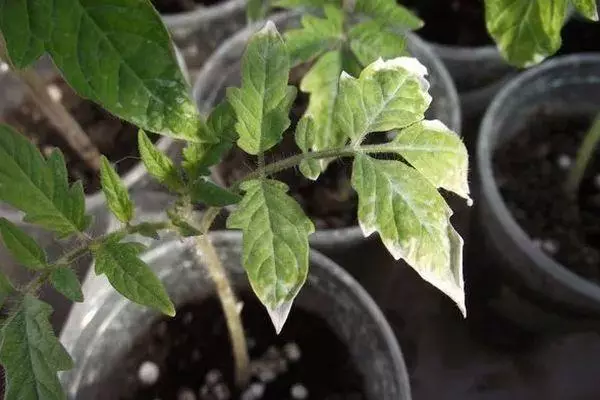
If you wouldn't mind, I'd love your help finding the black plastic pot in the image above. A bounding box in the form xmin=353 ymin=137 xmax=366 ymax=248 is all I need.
xmin=473 ymin=55 xmax=600 ymax=333
xmin=59 ymin=232 xmax=412 ymax=399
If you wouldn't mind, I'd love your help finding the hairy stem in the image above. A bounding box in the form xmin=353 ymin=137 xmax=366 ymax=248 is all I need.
xmin=195 ymin=234 xmax=250 ymax=387
xmin=566 ymin=114 xmax=600 ymax=196
xmin=0 ymin=38 xmax=102 ymax=172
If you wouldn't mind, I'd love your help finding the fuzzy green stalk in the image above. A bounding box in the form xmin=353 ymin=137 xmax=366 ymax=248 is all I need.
xmin=566 ymin=114 xmax=600 ymax=196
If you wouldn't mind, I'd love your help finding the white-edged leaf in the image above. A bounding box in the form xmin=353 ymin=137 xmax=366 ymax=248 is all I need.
xmin=227 ymin=22 xmax=295 ymax=155
xmin=387 ymin=120 xmax=471 ymax=201
xmin=296 ymin=50 xmax=345 ymax=179
xmin=0 ymin=218 xmax=47 ymax=269
xmin=92 ymin=240 xmax=175 ymax=316
xmin=227 ymin=179 xmax=315 ymax=333
xmin=351 ymin=154 xmax=465 ymax=314
xmin=485 ymin=0 xmax=568 ymax=67
xmin=0 ymin=125 xmax=89 ymax=237
xmin=138 ymin=130 xmax=183 ymax=192
xmin=334 ymin=57 xmax=431 ymax=145
xmin=50 ymin=267 xmax=83 ymax=302
xmin=0 ymin=296 xmax=73 ymax=400
xmin=100 ymin=156 xmax=134 ymax=224
xmin=283 ymin=5 xmax=345 ymax=65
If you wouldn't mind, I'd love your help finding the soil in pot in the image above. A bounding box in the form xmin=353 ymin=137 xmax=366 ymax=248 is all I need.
xmin=151 ymin=0 xmax=221 ymax=15
xmin=493 ymin=107 xmax=600 ymax=282
xmin=0 ymin=77 xmax=158 ymax=195
xmin=399 ymin=0 xmax=493 ymax=47
xmin=113 ymin=294 xmax=366 ymax=400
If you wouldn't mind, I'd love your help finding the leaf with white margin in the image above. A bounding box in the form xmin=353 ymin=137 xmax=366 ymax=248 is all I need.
xmin=296 ymin=50 xmax=345 ymax=179
xmin=351 ymin=154 xmax=465 ymax=314
xmin=227 ymin=21 xmax=295 ymax=155
xmin=485 ymin=0 xmax=568 ymax=68
xmin=227 ymin=179 xmax=315 ymax=333
xmin=572 ymin=0 xmax=599 ymax=20
xmin=387 ymin=120 xmax=471 ymax=202
xmin=334 ymin=57 xmax=431 ymax=146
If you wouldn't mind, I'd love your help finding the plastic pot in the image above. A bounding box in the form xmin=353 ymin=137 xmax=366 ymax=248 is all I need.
xmin=0 ymin=50 xmax=188 ymax=330
xmin=192 ymin=11 xmax=461 ymax=259
xmin=59 ymin=231 xmax=412 ymax=399
xmin=473 ymin=54 xmax=600 ymax=332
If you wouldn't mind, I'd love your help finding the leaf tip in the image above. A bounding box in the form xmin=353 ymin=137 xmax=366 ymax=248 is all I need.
xmin=266 ymin=300 xmax=293 ymax=334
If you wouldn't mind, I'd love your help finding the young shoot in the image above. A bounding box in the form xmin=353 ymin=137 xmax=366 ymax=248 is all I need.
xmin=0 ymin=0 xmax=470 ymax=398
xmin=565 ymin=113 xmax=600 ymax=196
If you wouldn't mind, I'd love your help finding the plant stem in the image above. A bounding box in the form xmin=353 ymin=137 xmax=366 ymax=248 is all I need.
xmin=0 ymin=38 xmax=102 ymax=172
xmin=195 ymin=234 xmax=250 ymax=387
xmin=566 ymin=114 xmax=600 ymax=196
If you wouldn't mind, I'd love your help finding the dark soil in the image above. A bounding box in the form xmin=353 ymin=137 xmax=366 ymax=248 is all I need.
xmin=493 ymin=108 xmax=600 ymax=282
xmin=151 ymin=0 xmax=221 ymax=15
xmin=116 ymin=295 xmax=365 ymax=400
xmin=559 ymin=18 xmax=600 ymax=55
xmin=400 ymin=0 xmax=493 ymax=47
xmin=1 ymin=78 xmax=156 ymax=195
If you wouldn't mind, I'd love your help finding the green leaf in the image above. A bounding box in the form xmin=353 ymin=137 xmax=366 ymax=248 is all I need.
xmin=572 ymin=0 xmax=599 ymax=20
xmin=274 ymin=0 xmax=337 ymax=8
xmin=0 ymin=272 xmax=14 ymax=308
xmin=44 ymin=0 xmax=203 ymax=141
xmin=50 ymin=267 xmax=83 ymax=302
xmin=283 ymin=5 xmax=345 ymax=65
xmin=138 ymin=130 xmax=183 ymax=192
xmin=92 ymin=240 xmax=175 ymax=316
xmin=189 ymin=178 xmax=241 ymax=207
xmin=0 ymin=0 xmax=50 ymax=68
xmin=183 ymin=100 xmax=238 ymax=180
xmin=296 ymin=51 xmax=345 ymax=179
xmin=247 ymin=0 xmax=269 ymax=22
xmin=355 ymin=0 xmax=423 ymax=31
xmin=334 ymin=57 xmax=431 ymax=146
xmin=485 ymin=0 xmax=568 ymax=67
xmin=227 ymin=179 xmax=315 ymax=333
xmin=351 ymin=154 xmax=464 ymax=313
xmin=0 ymin=218 xmax=47 ymax=269
xmin=227 ymin=22 xmax=295 ymax=155
xmin=100 ymin=156 xmax=134 ymax=224
xmin=386 ymin=120 xmax=471 ymax=201
xmin=348 ymin=20 xmax=407 ymax=66
xmin=0 ymin=295 xmax=73 ymax=400
xmin=134 ymin=222 xmax=161 ymax=240
xmin=0 ymin=125 xmax=89 ymax=237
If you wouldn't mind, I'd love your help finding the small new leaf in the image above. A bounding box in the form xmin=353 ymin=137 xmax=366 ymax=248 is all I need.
xmin=227 ymin=179 xmax=315 ymax=333
xmin=0 ymin=125 xmax=89 ymax=237
xmin=189 ymin=178 xmax=242 ymax=207
xmin=387 ymin=120 xmax=471 ymax=201
xmin=138 ymin=130 xmax=183 ymax=192
xmin=334 ymin=57 xmax=431 ymax=145
xmin=352 ymin=154 xmax=465 ymax=314
xmin=355 ymin=0 xmax=423 ymax=31
xmin=283 ymin=5 xmax=345 ymax=65
xmin=93 ymin=240 xmax=175 ymax=316
xmin=349 ymin=21 xmax=408 ymax=66
xmin=100 ymin=156 xmax=134 ymax=224
xmin=0 ymin=218 xmax=47 ymax=270
xmin=485 ymin=0 xmax=568 ymax=67
xmin=0 ymin=296 xmax=73 ymax=400
xmin=228 ymin=22 xmax=294 ymax=155
xmin=296 ymin=51 xmax=345 ymax=179
xmin=50 ymin=267 xmax=83 ymax=302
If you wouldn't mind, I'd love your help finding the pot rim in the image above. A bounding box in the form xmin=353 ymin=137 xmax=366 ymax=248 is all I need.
xmin=430 ymin=42 xmax=501 ymax=62
xmin=60 ymin=230 xmax=411 ymax=399
xmin=161 ymin=0 xmax=247 ymax=29
xmin=477 ymin=53 xmax=600 ymax=303
xmin=192 ymin=11 xmax=461 ymax=246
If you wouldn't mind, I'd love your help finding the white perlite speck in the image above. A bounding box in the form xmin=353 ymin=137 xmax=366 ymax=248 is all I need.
xmin=557 ymin=154 xmax=572 ymax=169
xmin=205 ymin=369 xmax=222 ymax=385
xmin=283 ymin=342 xmax=301 ymax=362
xmin=177 ymin=388 xmax=196 ymax=400
xmin=138 ymin=361 xmax=159 ymax=385
xmin=0 ymin=62 xmax=8 ymax=73
xmin=46 ymin=84 xmax=63 ymax=102
xmin=542 ymin=239 xmax=559 ymax=255
xmin=290 ymin=383 xmax=308 ymax=399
